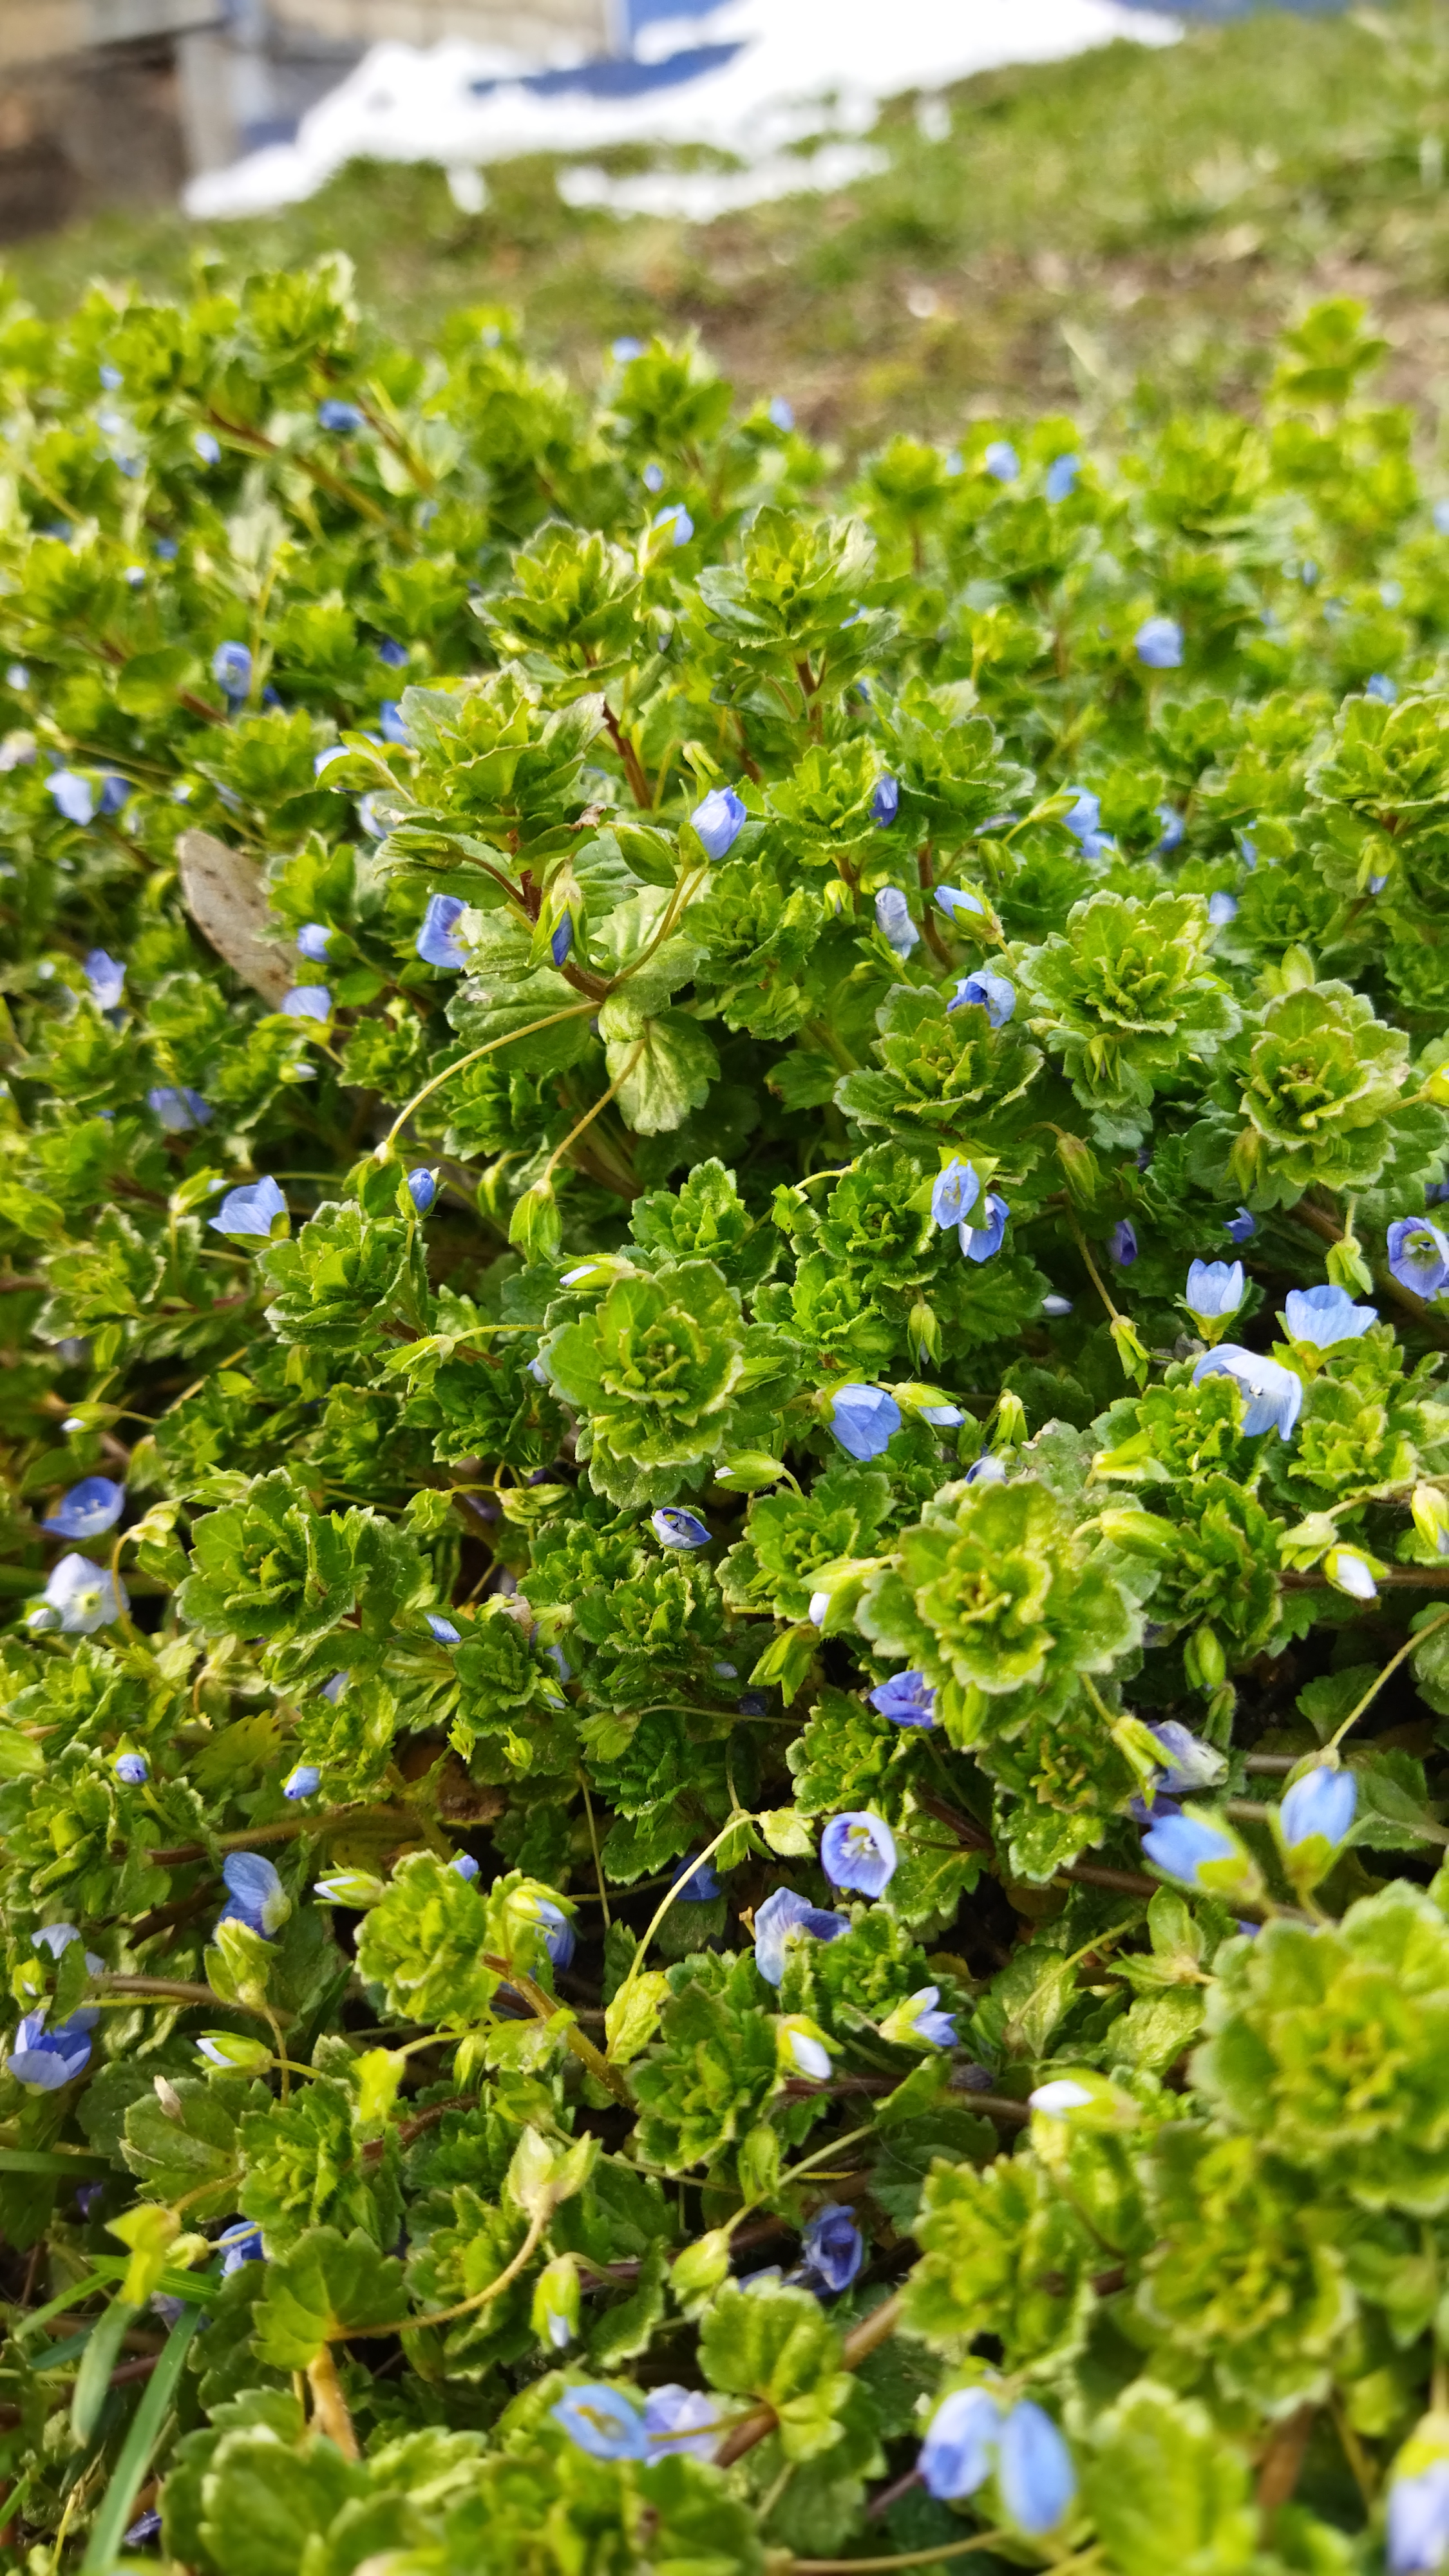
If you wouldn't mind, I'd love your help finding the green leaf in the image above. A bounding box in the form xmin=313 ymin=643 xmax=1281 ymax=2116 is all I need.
xmin=251 ymin=2226 xmax=408 ymax=2367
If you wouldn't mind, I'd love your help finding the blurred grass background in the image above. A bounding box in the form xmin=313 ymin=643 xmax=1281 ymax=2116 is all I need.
xmin=6 ymin=2 xmax=1449 ymax=449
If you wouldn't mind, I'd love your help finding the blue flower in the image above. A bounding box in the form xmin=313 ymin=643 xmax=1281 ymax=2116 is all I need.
xmin=1280 ymin=1765 xmax=1356 ymax=1848
xmin=48 ymin=769 xmax=95 ymax=826
xmin=753 ymin=1886 xmax=849 ymax=1986
xmin=1388 ymin=2461 xmax=1449 ymax=2571
xmin=416 ymin=893 xmax=468 ymax=970
xmin=1367 ymin=672 xmax=1398 ymax=703
xmin=1144 ymin=1719 xmax=1224 ymax=1795
xmin=999 ymin=2400 xmax=1076 ymax=2534
xmin=318 ymin=399 xmax=365 ymax=433
xmin=377 ymin=635 xmax=409 ymax=669
xmin=124 ymin=2510 xmax=162 ymax=2546
xmin=1043 ymin=1292 xmax=1074 ymax=1317
xmin=280 ymin=985 xmax=331 ymax=1020
xmin=406 ymin=1168 xmax=437 ymax=1214
xmin=1141 ymin=1811 xmax=1238 ymax=1885
xmin=1388 ymin=1217 xmax=1449 ymax=1299
xmin=1045 ymin=453 xmax=1080 ymax=501
xmin=874 ymin=887 xmax=919 ymax=954
xmin=376 ymin=701 xmax=410 ymax=749
xmin=873 ymin=774 xmax=900 ymax=826
xmin=673 ymin=1853 xmax=722 ymax=1900
xmin=920 ymin=2386 xmax=1001 ymax=2499
xmin=218 ymin=1852 xmax=290 ymax=1937
xmin=1191 ymin=1345 xmax=1302 ymax=1439
xmin=210 ymin=1177 xmax=287 ymax=1240
xmin=930 ymin=1158 xmax=980 ymax=1229
xmin=1185 ymin=1259 xmax=1244 ymax=1324
xmin=114 ymin=1751 xmax=148 ymax=1785
xmin=1062 ymin=786 xmax=1104 ymax=849
xmin=194 ymin=430 xmax=222 ymax=466
xmin=147 ymin=1085 xmax=211 ymax=1133
xmin=1156 ymin=804 xmax=1185 ymax=851
xmin=84 ymin=948 xmax=126 ymax=1009
xmin=691 ymin=786 xmax=746 ymax=860
xmin=612 ymin=336 xmax=645 ymax=361
xmin=881 ymin=1983 xmax=958 ymax=2047
xmin=1282 ymin=1284 xmax=1376 ymax=1347
xmin=783 ymin=2022 xmax=832 ymax=2081
xmin=553 ymin=2383 xmax=645 ymax=2459
xmin=652 ymin=1507 xmax=712 ymax=1549
xmin=1224 ymin=1206 xmax=1257 ymax=1244
xmin=965 ymin=1452 xmax=1007 ymax=1485
xmin=283 ymin=1765 xmax=321 ymax=1800
xmin=641 ymin=462 xmax=665 ymax=492
xmin=1208 ymin=890 xmax=1238 ymax=926
xmin=652 ymin=502 xmax=694 ymax=547
xmin=8 ymin=2007 xmax=94 ymax=2090
xmin=868 ymin=1669 xmax=937 ymax=1728
xmin=828 ymin=1384 xmax=902 ymax=1461
xmin=426 ymin=1612 xmax=462 ymax=1644
xmin=31 ymin=1554 xmax=126 ymax=1636
xmin=218 ymin=2220 xmax=264 ymax=2275
xmin=41 ymin=1477 xmax=125 ymax=1540
xmin=1135 ymin=614 xmax=1184 ymax=668
xmin=525 ymin=1896 xmax=576 ymax=1971
xmin=983 ymin=440 xmax=1019 ymax=481
xmin=451 ymin=1853 xmax=480 ymax=1880
xmin=800 ymin=2203 xmax=863 ymax=2294
xmin=948 ymin=968 xmax=1016 ymax=1025
xmin=768 ymin=395 xmax=795 ymax=431
xmin=821 ymin=1810 xmax=897 ymax=1897
xmin=211 ymin=641 xmax=252 ymax=701
xmin=1108 ymin=1220 xmax=1138 ymax=1267
xmin=960 ymin=1192 xmax=1009 ymax=1264
xmin=643 ymin=2385 xmax=721 ymax=2461
xmin=934 ymin=884 xmax=985 ymax=923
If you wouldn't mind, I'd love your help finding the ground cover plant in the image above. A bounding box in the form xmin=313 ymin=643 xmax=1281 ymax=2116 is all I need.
xmin=14 ymin=254 xmax=1449 ymax=2576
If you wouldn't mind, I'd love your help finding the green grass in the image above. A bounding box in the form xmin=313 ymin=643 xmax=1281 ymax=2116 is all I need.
xmin=6 ymin=1 xmax=1449 ymax=448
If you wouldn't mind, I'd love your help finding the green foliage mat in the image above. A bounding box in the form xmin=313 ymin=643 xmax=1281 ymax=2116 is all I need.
xmin=10 ymin=258 xmax=1449 ymax=2570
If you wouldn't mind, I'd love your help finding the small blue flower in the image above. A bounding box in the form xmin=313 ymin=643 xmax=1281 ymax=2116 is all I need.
xmin=8 ymin=2007 xmax=94 ymax=2090
xmin=1208 ymin=890 xmax=1238 ymax=926
xmin=1045 ymin=453 xmax=1080 ymax=501
xmin=1145 ymin=1720 xmax=1223 ymax=1796
xmin=147 ymin=1086 xmax=211 ymax=1133
xmin=1224 ymin=1206 xmax=1257 ymax=1244
xmin=114 ymin=1752 xmax=148 ymax=1785
xmin=965 ymin=1452 xmax=1007 ymax=1484
xmin=1135 ymin=614 xmax=1184 ymax=668
xmin=1388 ymin=2460 xmax=1449 ymax=2571
xmin=753 ymin=1886 xmax=849 ymax=1987
xmin=1063 ymin=786 xmax=1101 ymax=844
xmin=934 ymin=884 xmax=985 ymax=923
xmin=643 ymin=2385 xmax=721 ymax=2461
xmin=1280 ymin=1765 xmax=1356 ymax=1848
xmin=1388 ymin=1216 xmax=1449 ymax=1298
xmin=612 ymin=336 xmax=645 ymax=361
xmin=898 ymin=1985 xmax=958 ymax=2047
xmin=553 ymin=2383 xmax=645 ymax=2460
xmin=1367 ymin=672 xmax=1398 ymax=703
xmin=920 ymin=2387 xmax=1001 ymax=2500
xmin=1043 ymin=1292 xmax=1074 ymax=1317
xmin=800 ymin=2203 xmax=863 ymax=2294
xmin=48 ymin=769 xmax=95 ymax=826
xmin=416 ymin=893 xmax=468 ymax=970
xmin=998 ymin=2400 xmax=1076 ymax=2535
xmin=960 ymin=1192 xmax=1009 ymax=1264
xmin=283 ymin=1765 xmax=321 ymax=1800
xmin=1191 ymin=1345 xmax=1302 ymax=1439
xmin=1156 ymin=804 xmax=1185 ymax=851
xmin=317 ymin=399 xmax=365 ymax=433
xmin=218 ymin=1852 xmax=290 ymax=1938
xmin=873 ymin=774 xmax=900 ymax=826
xmin=124 ymin=2510 xmax=163 ymax=2546
xmin=406 ymin=1168 xmax=437 ymax=1213
xmin=357 ymin=794 xmax=392 ymax=840
xmin=768 ymin=395 xmax=795 ymax=431
xmin=378 ymin=699 xmax=412 ymax=747
xmin=1185 ymin=1259 xmax=1244 ymax=1323
xmin=193 ymin=430 xmax=222 ymax=466
xmin=652 ymin=502 xmax=694 ymax=547
xmin=821 ymin=1810 xmax=896 ymax=1897
xmin=1141 ymin=1811 xmax=1238 ymax=1885
xmin=652 ymin=1508 xmax=712 ymax=1549
xmin=522 ymin=1896 xmax=576 ymax=1971
xmin=377 ymin=636 xmax=409 ymax=670
xmin=31 ymin=1555 xmax=126 ymax=1636
xmin=211 ymin=641 xmax=252 ymax=701
xmin=828 ymin=1384 xmax=902 ymax=1461
xmin=931 ymin=1158 xmax=980 ymax=1229
xmin=426 ymin=1612 xmax=462 ymax=1643
xmin=451 ymin=1853 xmax=480 ymax=1880
xmin=84 ymin=948 xmax=126 ymax=1008
xmin=1108 ymin=1220 xmax=1138 ymax=1267
xmin=550 ymin=914 xmax=574 ymax=968
xmin=691 ymin=786 xmax=746 ymax=860
xmin=948 ymin=968 xmax=1016 ymax=1026
xmin=983 ymin=440 xmax=1019 ymax=482
xmin=280 ymin=985 xmax=331 ymax=1020
xmin=218 ymin=2221 xmax=263 ymax=2275
xmin=875 ymin=886 xmax=919 ymax=954
xmin=641 ymin=462 xmax=665 ymax=493
xmin=868 ymin=1669 xmax=937 ymax=1728
xmin=210 ymin=1177 xmax=287 ymax=1240
xmin=41 ymin=1477 xmax=125 ymax=1540
xmin=673 ymin=1852 xmax=722 ymax=1900
xmin=1282 ymin=1284 xmax=1376 ymax=1347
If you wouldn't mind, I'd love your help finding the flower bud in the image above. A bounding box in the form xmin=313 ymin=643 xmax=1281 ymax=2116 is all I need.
xmin=509 ymin=1182 xmax=562 ymax=1266
xmin=1184 ymin=1624 xmax=1227 ymax=1692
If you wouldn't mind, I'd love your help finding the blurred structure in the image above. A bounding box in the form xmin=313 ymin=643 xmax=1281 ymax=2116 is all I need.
xmin=0 ymin=0 xmax=612 ymax=234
